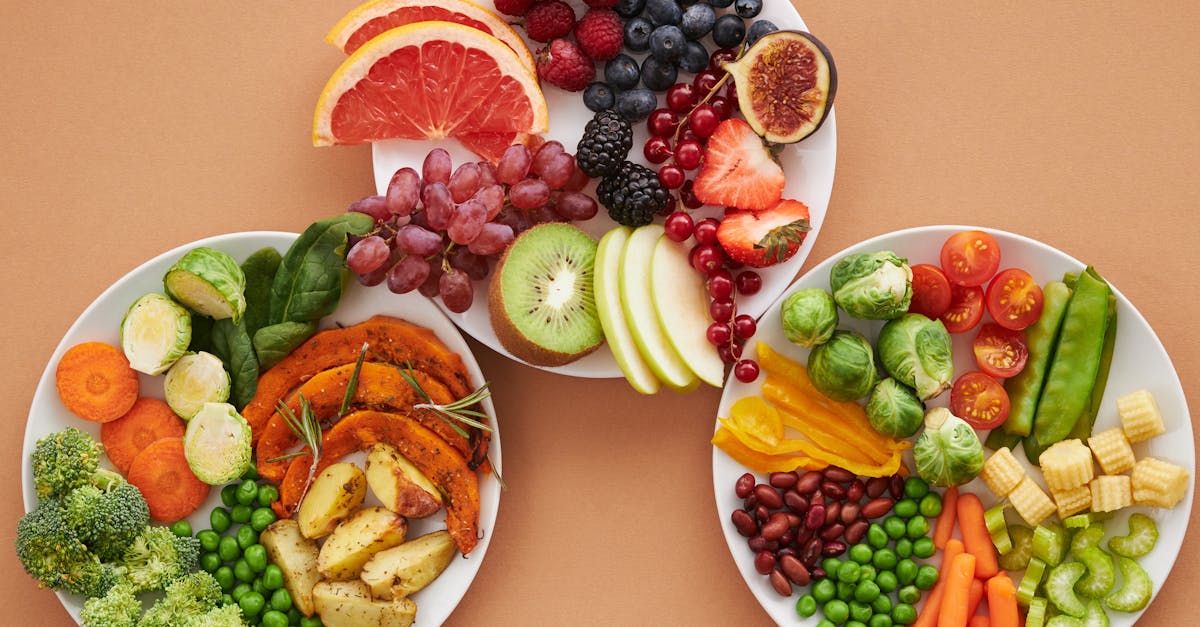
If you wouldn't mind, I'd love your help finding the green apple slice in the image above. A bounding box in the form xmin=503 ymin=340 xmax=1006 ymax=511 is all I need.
xmin=595 ymin=227 xmax=661 ymax=394
xmin=651 ymin=236 xmax=726 ymax=388
xmin=619 ymin=225 xmax=698 ymax=392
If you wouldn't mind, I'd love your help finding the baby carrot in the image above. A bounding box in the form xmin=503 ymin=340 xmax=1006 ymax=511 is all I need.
xmin=967 ymin=577 xmax=985 ymax=616
xmin=986 ymin=573 xmax=1019 ymax=627
xmin=914 ymin=539 xmax=965 ymax=627
xmin=934 ymin=486 xmax=959 ymax=549
xmin=968 ymin=616 xmax=991 ymax=627
xmin=957 ymin=492 xmax=1000 ymax=578
xmin=938 ymin=552 xmax=978 ymax=627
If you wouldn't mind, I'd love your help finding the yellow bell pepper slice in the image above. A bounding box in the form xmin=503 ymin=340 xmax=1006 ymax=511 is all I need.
xmin=711 ymin=427 xmax=825 ymax=473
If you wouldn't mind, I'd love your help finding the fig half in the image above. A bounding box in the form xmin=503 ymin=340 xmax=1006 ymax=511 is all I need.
xmin=722 ymin=31 xmax=837 ymax=144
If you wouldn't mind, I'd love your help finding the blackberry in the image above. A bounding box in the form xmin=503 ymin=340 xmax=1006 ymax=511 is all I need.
xmin=576 ymin=110 xmax=634 ymax=178
xmin=597 ymin=161 xmax=670 ymax=227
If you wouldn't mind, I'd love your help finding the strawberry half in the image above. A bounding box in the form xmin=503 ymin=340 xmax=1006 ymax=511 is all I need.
xmin=692 ymin=118 xmax=785 ymax=211
xmin=716 ymin=199 xmax=812 ymax=268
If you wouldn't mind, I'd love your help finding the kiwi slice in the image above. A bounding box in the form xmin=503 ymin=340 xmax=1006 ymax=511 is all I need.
xmin=488 ymin=223 xmax=604 ymax=366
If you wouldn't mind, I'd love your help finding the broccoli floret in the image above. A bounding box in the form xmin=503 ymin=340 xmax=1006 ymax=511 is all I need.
xmin=182 ymin=603 xmax=247 ymax=627
xmin=117 ymin=526 xmax=201 ymax=594
xmin=138 ymin=571 xmax=223 ymax=627
xmin=80 ymin=583 xmax=141 ymax=627
xmin=15 ymin=496 xmax=117 ymax=598
xmin=30 ymin=427 xmax=103 ymax=500
xmin=65 ymin=481 xmax=151 ymax=562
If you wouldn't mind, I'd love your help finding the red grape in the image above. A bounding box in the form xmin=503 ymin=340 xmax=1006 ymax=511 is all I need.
xmin=674 ymin=139 xmax=704 ymax=170
xmin=736 ymin=271 xmax=762 ymax=295
xmin=348 ymin=195 xmax=390 ymax=222
xmin=421 ymin=182 xmax=453 ymax=229
xmin=418 ymin=260 xmax=444 ymax=297
xmin=647 ymin=109 xmax=678 ymax=137
xmin=706 ymin=269 xmax=733 ymax=300
xmin=395 ymin=224 xmax=443 ymax=256
xmin=658 ymin=164 xmax=685 ymax=189
xmin=509 ymin=178 xmax=551 ymax=209
xmin=644 ymin=136 xmax=673 ymax=164
xmin=448 ymin=162 xmax=482 ymax=203
xmin=693 ymin=218 xmax=719 ymax=245
xmin=706 ymin=322 xmax=732 ymax=346
xmin=387 ymin=255 xmax=431 ymax=294
xmin=554 ymin=191 xmax=599 ymax=221
xmin=422 ymin=149 xmax=452 ymax=186
xmin=540 ymin=153 xmax=577 ymax=190
xmin=564 ymin=167 xmax=591 ymax=192
xmin=467 ymin=223 xmax=515 ymax=255
xmin=732 ymin=314 xmax=757 ymax=339
xmin=477 ymin=161 xmax=498 ymax=187
xmin=346 ymin=235 xmax=390 ymax=274
xmin=447 ymin=247 xmax=490 ymax=281
xmin=447 ymin=199 xmax=487 ymax=244
xmin=439 ymin=271 xmax=474 ymax=313
xmin=709 ymin=298 xmax=735 ymax=323
xmin=666 ymin=83 xmax=697 ymax=113
xmin=472 ymin=184 xmax=505 ymax=220
xmin=385 ymin=168 xmax=421 ymax=216
xmin=734 ymin=359 xmax=760 ymax=383
xmin=664 ymin=211 xmax=694 ymax=242
xmin=496 ymin=144 xmax=532 ymax=184
xmin=531 ymin=140 xmax=565 ymax=177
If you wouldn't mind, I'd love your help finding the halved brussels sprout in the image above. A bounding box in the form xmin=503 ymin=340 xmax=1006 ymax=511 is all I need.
xmin=164 ymin=351 xmax=231 ymax=420
xmin=183 ymin=402 xmax=252 ymax=485
xmin=781 ymin=288 xmax=838 ymax=348
xmin=913 ymin=408 xmax=985 ymax=487
xmin=164 ymin=247 xmax=247 ymax=323
xmin=829 ymin=251 xmax=913 ymax=320
xmin=877 ymin=313 xmax=954 ymax=401
xmin=865 ymin=378 xmax=925 ymax=439
xmin=807 ymin=330 xmax=878 ymax=401
xmin=120 ymin=293 xmax=192 ymax=375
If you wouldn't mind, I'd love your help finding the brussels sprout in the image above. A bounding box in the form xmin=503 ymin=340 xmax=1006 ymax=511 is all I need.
xmin=829 ymin=251 xmax=913 ymax=320
xmin=121 ymin=293 xmax=192 ymax=375
xmin=808 ymin=330 xmax=879 ymax=401
xmin=866 ymin=378 xmax=925 ymax=439
xmin=164 ymin=247 xmax=247 ymax=323
xmin=913 ymin=408 xmax=985 ymax=487
xmin=877 ymin=314 xmax=955 ymax=401
xmin=164 ymin=351 xmax=231 ymax=420
xmin=781 ymin=288 xmax=839 ymax=347
xmin=184 ymin=402 xmax=252 ymax=485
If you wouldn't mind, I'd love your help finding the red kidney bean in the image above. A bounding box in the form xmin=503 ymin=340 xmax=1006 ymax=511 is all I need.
xmin=805 ymin=505 xmax=826 ymax=530
xmin=769 ymin=471 xmax=798 ymax=490
xmin=820 ymin=523 xmax=846 ymax=541
xmin=731 ymin=510 xmax=757 ymax=537
xmin=889 ymin=475 xmax=905 ymax=499
xmin=821 ymin=481 xmax=848 ymax=500
xmin=801 ymin=538 xmax=823 ymax=566
xmin=810 ymin=491 xmax=824 ymax=508
xmin=754 ymin=484 xmax=784 ymax=510
xmin=755 ymin=505 xmax=770 ymax=524
xmin=847 ymin=479 xmax=865 ymax=503
xmin=780 ymin=554 xmax=811 ymax=586
xmin=810 ymin=567 xmax=826 ymax=579
xmin=747 ymin=536 xmax=778 ymax=552
xmin=841 ymin=502 xmax=860 ymax=525
xmin=778 ymin=528 xmax=796 ymax=547
xmin=754 ymin=550 xmax=776 ymax=575
xmin=795 ymin=527 xmax=814 ymax=546
xmin=776 ymin=546 xmax=798 ymax=560
xmin=795 ymin=471 xmax=822 ymax=495
xmin=821 ymin=540 xmax=847 ymax=557
xmin=860 ymin=497 xmax=895 ymax=519
xmin=845 ymin=520 xmax=869 ymax=545
xmin=743 ymin=494 xmax=758 ymax=510
xmin=785 ymin=512 xmax=803 ymax=529
xmin=761 ymin=512 xmax=789 ymax=541
xmin=823 ymin=466 xmax=856 ymax=483
xmin=735 ymin=472 xmax=755 ymax=498
xmin=770 ymin=568 xmax=793 ymax=596
xmin=824 ymin=502 xmax=842 ymax=526
xmin=866 ymin=477 xmax=889 ymax=498
xmin=783 ymin=491 xmax=808 ymax=513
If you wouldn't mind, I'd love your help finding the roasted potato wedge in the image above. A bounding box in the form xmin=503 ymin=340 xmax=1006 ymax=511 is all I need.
xmin=366 ymin=443 xmax=443 ymax=518
xmin=360 ymin=530 xmax=457 ymax=599
xmin=318 ymin=506 xmax=409 ymax=580
xmin=313 ymin=579 xmax=417 ymax=627
xmin=260 ymin=519 xmax=321 ymax=616
xmin=298 ymin=462 xmax=367 ymax=539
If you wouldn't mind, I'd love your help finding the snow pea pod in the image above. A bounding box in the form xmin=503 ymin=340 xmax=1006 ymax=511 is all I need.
xmin=1068 ymin=293 xmax=1117 ymax=440
xmin=1032 ymin=268 xmax=1112 ymax=447
xmin=1004 ymin=281 xmax=1073 ymax=437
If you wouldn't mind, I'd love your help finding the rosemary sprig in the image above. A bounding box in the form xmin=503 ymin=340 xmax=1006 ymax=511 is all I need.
xmin=339 ymin=342 xmax=370 ymax=417
xmin=394 ymin=363 xmax=494 ymax=436
xmin=266 ymin=395 xmax=322 ymax=467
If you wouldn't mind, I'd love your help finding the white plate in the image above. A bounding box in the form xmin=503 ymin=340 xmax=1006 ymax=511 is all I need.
xmin=372 ymin=1 xmax=837 ymax=378
xmin=20 ymin=231 xmax=501 ymax=626
xmin=712 ymin=225 xmax=1194 ymax=625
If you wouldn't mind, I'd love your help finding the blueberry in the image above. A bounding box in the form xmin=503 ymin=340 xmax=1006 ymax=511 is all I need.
xmin=708 ymin=0 xmax=734 ymax=7
xmin=677 ymin=40 xmax=709 ymax=73
xmin=604 ymin=54 xmax=641 ymax=91
xmin=624 ymin=17 xmax=653 ymax=52
xmin=680 ymin=3 xmax=715 ymax=40
xmin=583 ymin=82 xmax=616 ymax=112
xmin=615 ymin=0 xmax=646 ymax=19
xmin=640 ymin=56 xmax=678 ymax=91
xmin=734 ymin=0 xmax=763 ymax=18
xmin=649 ymin=24 xmax=686 ymax=64
xmin=645 ymin=0 xmax=683 ymax=27
xmin=712 ymin=14 xmax=746 ymax=49
xmin=746 ymin=19 xmax=778 ymax=46
xmin=615 ymin=88 xmax=659 ymax=122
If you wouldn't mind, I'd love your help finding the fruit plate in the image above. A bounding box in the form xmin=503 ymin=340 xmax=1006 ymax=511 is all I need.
xmin=20 ymin=231 xmax=502 ymax=626
xmin=372 ymin=0 xmax=837 ymax=378
xmin=712 ymin=225 xmax=1194 ymax=625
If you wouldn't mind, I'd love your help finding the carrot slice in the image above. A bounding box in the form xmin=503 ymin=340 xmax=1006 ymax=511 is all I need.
xmin=101 ymin=397 xmax=186 ymax=474
xmin=937 ymin=552 xmax=977 ymax=627
xmin=986 ymin=573 xmax=1019 ymax=627
xmin=55 ymin=342 xmax=139 ymax=423
xmin=957 ymin=492 xmax=1000 ymax=579
xmin=127 ymin=437 xmax=210 ymax=522
xmin=914 ymin=538 xmax=965 ymax=627
xmin=934 ymin=486 xmax=959 ymax=549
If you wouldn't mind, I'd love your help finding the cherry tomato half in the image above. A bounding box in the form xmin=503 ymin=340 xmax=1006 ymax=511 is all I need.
xmin=940 ymin=284 xmax=985 ymax=334
xmin=940 ymin=230 xmax=1001 ymax=287
xmin=909 ymin=264 xmax=952 ymax=319
xmin=950 ymin=371 xmax=1011 ymax=430
xmin=986 ymin=268 xmax=1044 ymax=331
xmin=973 ymin=323 xmax=1030 ymax=378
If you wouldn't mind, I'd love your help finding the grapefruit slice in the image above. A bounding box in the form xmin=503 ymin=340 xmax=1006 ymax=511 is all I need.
xmin=313 ymin=21 xmax=549 ymax=148
xmin=327 ymin=0 xmax=535 ymax=72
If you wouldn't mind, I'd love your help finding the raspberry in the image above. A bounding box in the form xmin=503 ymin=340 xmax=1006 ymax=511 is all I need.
xmin=536 ymin=38 xmax=596 ymax=92
xmin=493 ymin=0 xmax=535 ymax=15
xmin=524 ymin=1 xmax=576 ymax=43
xmin=575 ymin=9 xmax=624 ymax=62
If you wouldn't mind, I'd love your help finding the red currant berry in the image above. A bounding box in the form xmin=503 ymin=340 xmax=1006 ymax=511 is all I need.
xmin=678 ymin=127 xmax=700 ymax=143
xmin=734 ymin=359 xmax=760 ymax=383
xmin=709 ymin=298 xmax=735 ymax=323
xmin=732 ymin=314 xmax=757 ymax=339
xmin=709 ymin=96 xmax=734 ymax=120
xmin=647 ymin=108 xmax=678 ymax=137
xmin=690 ymin=105 xmax=720 ymax=138
xmin=693 ymin=70 xmax=721 ymax=94
xmin=717 ymin=344 xmax=737 ymax=365
xmin=735 ymin=271 xmax=762 ymax=295
xmin=674 ymin=139 xmax=704 ymax=170
xmin=724 ymin=80 xmax=739 ymax=107
xmin=709 ymin=48 xmax=738 ymax=71
xmin=706 ymin=322 xmax=732 ymax=346
xmin=690 ymin=244 xmax=724 ymax=275
xmin=665 ymin=83 xmax=698 ymax=113
xmin=693 ymin=218 xmax=719 ymax=245
xmin=658 ymin=164 xmax=686 ymax=189
xmin=659 ymin=194 xmax=677 ymax=216
xmin=643 ymin=136 xmax=673 ymax=164
xmin=680 ymin=179 xmax=704 ymax=209
xmin=663 ymin=211 xmax=694 ymax=242
xmin=707 ymin=270 xmax=733 ymax=300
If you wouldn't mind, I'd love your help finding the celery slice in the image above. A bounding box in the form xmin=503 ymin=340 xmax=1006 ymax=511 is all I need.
xmin=1047 ymin=616 xmax=1085 ymax=627
xmin=1019 ymin=557 xmax=1048 ymax=606
xmin=1026 ymin=597 xmax=1049 ymax=627
xmin=1000 ymin=524 xmax=1034 ymax=571
xmin=985 ymin=503 xmax=1012 ymax=554
xmin=1107 ymin=513 xmax=1158 ymax=558
xmin=1064 ymin=512 xmax=1112 ymax=529
xmin=1082 ymin=599 xmax=1110 ymax=627
xmin=1104 ymin=556 xmax=1152 ymax=612
xmin=1033 ymin=523 xmax=1067 ymax=566
xmin=1070 ymin=524 xmax=1107 ymax=555
xmin=1046 ymin=561 xmax=1088 ymax=617
xmin=1073 ymin=546 xmax=1115 ymax=598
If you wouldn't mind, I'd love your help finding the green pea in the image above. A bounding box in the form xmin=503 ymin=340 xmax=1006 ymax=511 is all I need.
xmin=912 ymin=537 xmax=935 ymax=559
xmin=857 ymin=565 xmax=877 ymax=581
xmin=823 ymin=558 xmax=843 ymax=576
xmin=221 ymin=594 xmax=234 ymax=607
xmin=232 ymin=583 xmax=252 ymax=602
xmin=240 ymin=591 xmax=266 ymax=618
xmin=214 ymin=566 xmax=235 ymax=592
xmin=823 ymin=600 xmax=850 ymax=624
xmin=893 ymin=499 xmax=918 ymax=519
xmin=870 ymin=614 xmax=894 ymax=627
xmin=915 ymin=564 xmax=939 ymax=590
xmin=816 ymin=621 xmax=836 ymax=627
xmin=867 ymin=523 xmax=889 ymax=549
xmin=251 ymin=507 xmax=278 ymax=532
xmin=884 ymin=516 xmax=907 ymax=539
xmin=894 ymin=538 xmax=913 ymax=558
xmin=897 ymin=584 xmax=921 ymax=604
xmin=837 ymin=561 xmax=861 ymax=584
xmin=254 ymin=577 xmax=269 ymax=598
xmin=895 ymin=559 xmax=918 ymax=585
xmin=270 ymin=588 xmax=293 ymax=612
xmin=892 ymin=603 xmax=917 ymax=625
xmin=906 ymin=516 xmax=929 ymax=539
xmin=237 ymin=479 xmax=260 ymax=506
xmin=237 ymin=525 xmax=259 ymax=550
xmin=197 ymin=529 xmax=221 ymax=552
xmin=849 ymin=543 xmax=874 ymax=565
xmin=262 ymin=564 xmax=285 ymax=591
xmin=261 ymin=610 xmax=289 ymax=627
xmin=169 ymin=520 xmax=193 ymax=537
xmin=918 ymin=493 xmax=942 ymax=518
xmin=258 ymin=485 xmax=280 ymax=507
xmin=211 ymin=507 xmax=232 ymax=534
xmin=796 ymin=594 xmax=818 ymax=618
xmin=287 ymin=608 xmax=302 ymax=625
xmin=871 ymin=593 xmax=893 ymax=614
xmin=200 ymin=552 xmax=223 ymax=573
xmin=219 ymin=536 xmax=242 ymax=563
xmin=850 ymin=600 xmax=873 ymax=623
xmin=875 ymin=570 xmax=898 ymax=593
xmin=299 ymin=617 xmax=325 ymax=627
xmin=242 ymin=464 xmax=260 ymax=481
xmin=221 ymin=484 xmax=239 ymax=508
xmin=872 ymin=548 xmax=897 ymax=571
xmin=846 ymin=622 xmax=867 ymax=627
xmin=854 ymin=580 xmax=881 ymax=604
xmin=903 ymin=477 xmax=929 ymax=500
xmin=245 ymin=544 xmax=269 ymax=573
xmin=837 ymin=581 xmax=856 ymax=601
xmin=234 ymin=558 xmax=256 ymax=583
xmin=813 ymin=577 xmax=837 ymax=603
xmin=231 ymin=504 xmax=253 ymax=524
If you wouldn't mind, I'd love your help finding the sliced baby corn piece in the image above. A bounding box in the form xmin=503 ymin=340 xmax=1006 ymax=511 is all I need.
xmin=1089 ymin=475 xmax=1132 ymax=513
xmin=1050 ymin=484 xmax=1091 ymax=519
xmin=980 ymin=446 xmax=1025 ymax=497
xmin=1130 ymin=457 xmax=1190 ymax=508
xmin=1009 ymin=476 xmax=1057 ymax=526
xmin=1087 ymin=428 xmax=1137 ymax=475
xmin=1039 ymin=439 xmax=1094 ymax=491
xmin=1116 ymin=389 xmax=1166 ymax=443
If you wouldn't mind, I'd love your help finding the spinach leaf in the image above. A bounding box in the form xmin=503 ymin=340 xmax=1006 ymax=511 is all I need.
xmin=211 ymin=318 xmax=259 ymax=410
xmin=269 ymin=213 xmax=373 ymax=324
xmin=253 ymin=321 xmax=318 ymax=370
xmin=188 ymin=311 xmax=214 ymax=354
xmin=241 ymin=246 xmax=282 ymax=339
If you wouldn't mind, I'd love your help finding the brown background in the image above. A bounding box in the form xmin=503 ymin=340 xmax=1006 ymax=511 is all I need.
xmin=2 ymin=1 xmax=1197 ymax=624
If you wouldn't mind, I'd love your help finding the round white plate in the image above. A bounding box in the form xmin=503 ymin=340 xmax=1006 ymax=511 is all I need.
xmin=372 ymin=1 xmax=837 ymax=378
xmin=713 ymin=225 xmax=1194 ymax=625
xmin=20 ymin=231 xmax=501 ymax=626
